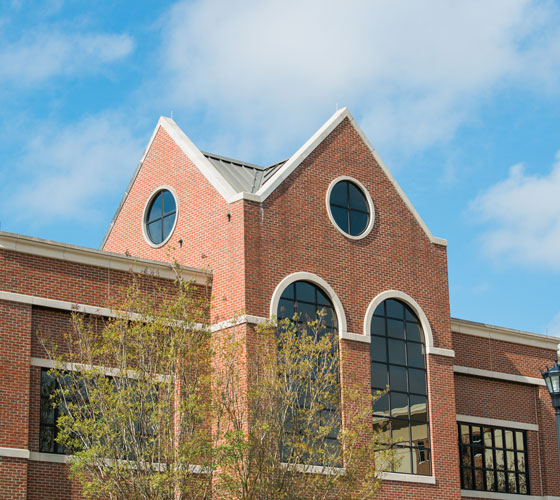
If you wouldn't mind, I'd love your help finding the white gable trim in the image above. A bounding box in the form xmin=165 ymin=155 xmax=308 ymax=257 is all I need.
xmin=104 ymin=111 xmax=446 ymax=248
xmin=255 ymin=108 xmax=446 ymax=246
xmin=157 ymin=118 xmax=239 ymax=202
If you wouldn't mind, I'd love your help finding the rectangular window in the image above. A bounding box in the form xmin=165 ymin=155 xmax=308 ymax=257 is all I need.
xmin=458 ymin=422 xmax=529 ymax=495
xmin=39 ymin=369 xmax=66 ymax=454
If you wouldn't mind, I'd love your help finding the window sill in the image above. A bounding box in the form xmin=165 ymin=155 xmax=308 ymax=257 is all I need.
xmin=460 ymin=490 xmax=559 ymax=499
xmin=281 ymin=463 xmax=346 ymax=475
xmin=379 ymin=472 xmax=436 ymax=484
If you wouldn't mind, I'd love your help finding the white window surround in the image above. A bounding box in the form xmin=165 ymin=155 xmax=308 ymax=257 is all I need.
xmin=358 ymin=289 xmax=454 ymax=357
xmin=457 ymin=414 xmax=538 ymax=432
xmin=141 ymin=185 xmax=179 ymax=249
xmin=269 ymin=271 xmax=348 ymax=334
xmin=325 ymin=176 xmax=375 ymax=240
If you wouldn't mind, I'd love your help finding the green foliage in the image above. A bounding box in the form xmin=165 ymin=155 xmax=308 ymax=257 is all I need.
xmin=43 ymin=278 xmax=395 ymax=500
xmin=213 ymin=313 xmax=396 ymax=500
xmin=45 ymin=277 xmax=213 ymax=500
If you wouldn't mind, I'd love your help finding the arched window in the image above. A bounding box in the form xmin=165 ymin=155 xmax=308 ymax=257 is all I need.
xmin=370 ymin=298 xmax=430 ymax=475
xmin=277 ymin=280 xmax=337 ymax=332
xmin=276 ymin=280 xmax=340 ymax=464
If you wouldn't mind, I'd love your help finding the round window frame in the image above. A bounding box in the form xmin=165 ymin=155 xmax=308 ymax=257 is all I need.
xmin=142 ymin=186 xmax=179 ymax=249
xmin=325 ymin=176 xmax=375 ymax=240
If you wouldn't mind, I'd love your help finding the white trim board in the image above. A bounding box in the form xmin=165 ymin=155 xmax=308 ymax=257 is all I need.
xmin=0 ymin=231 xmax=208 ymax=284
xmin=457 ymin=414 xmax=538 ymax=431
xmin=0 ymin=447 xmax=30 ymax=459
xmin=461 ymin=491 xmax=560 ymax=500
xmin=454 ymin=365 xmax=546 ymax=387
xmin=379 ymin=472 xmax=436 ymax=484
xmin=255 ymin=108 xmax=446 ymax=246
xmin=451 ymin=317 xmax=560 ymax=351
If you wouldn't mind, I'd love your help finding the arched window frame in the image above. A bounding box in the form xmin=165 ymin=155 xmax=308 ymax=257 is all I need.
xmin=363 ymin=290 xmax=434 ymax=354
xmin=270 ymin=272 xmax=347 ymax=334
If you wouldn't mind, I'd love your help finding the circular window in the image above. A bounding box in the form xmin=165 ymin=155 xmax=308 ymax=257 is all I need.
xmin=326 ymin=177 xmax=374 ymax=239
xmin=144 ymin=189 xmax=177 ymax=246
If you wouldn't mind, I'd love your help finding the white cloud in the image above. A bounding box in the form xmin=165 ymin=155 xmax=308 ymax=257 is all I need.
xmin=2 ymin=113 xmax=143 ymax=224
xmin=0 ymin=31 xmax=134 ymax=85
xmin=469 ymin=153 xmax=560 ymax=270
xmin=158 ymin=0 xmax=560 ymax=159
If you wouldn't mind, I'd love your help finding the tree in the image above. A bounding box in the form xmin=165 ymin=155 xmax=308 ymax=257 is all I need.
xmin=44 ymin=276 xmax=214 ymax=500
xmin=43 ymin=277 xmax=395 ymax=500
xmin=213 ymin=313 xmax=396 ymax=500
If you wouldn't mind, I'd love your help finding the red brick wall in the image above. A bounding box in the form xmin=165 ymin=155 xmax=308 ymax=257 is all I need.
xmin=102 ymin=126 xmax=245 ymax=322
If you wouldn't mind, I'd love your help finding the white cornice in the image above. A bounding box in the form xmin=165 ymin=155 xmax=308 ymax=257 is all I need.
xmin=0 ymin=231 xmax=209 ymax=284
xmin=451 ymin=317 xmax=559 ymax=351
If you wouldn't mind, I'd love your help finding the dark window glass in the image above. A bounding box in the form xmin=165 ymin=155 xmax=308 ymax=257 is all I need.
xmin=370 ymin=298 xmax=430 ymax=475
xmin=458 ymin=422 xmax=529 ymax=495
xmin=329 ymin=180 xmax=370 ymax=236
xmin=277 ymin=280 xmax=340 ymax=465
xmin=40 ymin=369 xmax=71 ymax=454
xmin=145 ymin=189 xmax=176 ymax=244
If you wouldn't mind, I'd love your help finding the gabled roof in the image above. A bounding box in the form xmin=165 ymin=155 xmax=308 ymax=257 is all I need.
xmin=101 ymin=108 xmax=447 ymax=248
xmin=203 ymin=152 xmax=287 ymax=194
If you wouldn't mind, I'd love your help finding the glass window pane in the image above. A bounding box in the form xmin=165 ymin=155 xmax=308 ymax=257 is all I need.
xmin=330 ymin=181 xmax=347 ymax=207
xmin=504 ymin=430 xmax=514 ymax=449
xmin=405 ymin=305 xmax=417 ymax=321
xmin=460 ymin=445 xmax=472 ymax=467
xmin=494 ymin=429 xmax=503 ymax=449
xmin=281 ymin=283 xmax=294 ymax=300
xmin=408 ymin=368 xmax=426 ymax=394
xmin=147 ymin=192 xmax=162 ymax=222
xmin=506 ymin=451 xmax=515 ymax=471
xmin=163 ymin=190 xmax=176 ymax=215
xmin=407 ymin=342 xmax=425 ymax=368
xmin=484 ymin=448 xmax=494 ymax=469
xmin=486 ymin=470 xmax=496 ymax=491
xmin=517 ymin=453 xmax=526 ymax=472
xmin=496 ymin=471 xmax=506 ymax=492
xmin=391 ymin=418 xmax=410 ymax=446
xmin=412 ymin=445 xmax=431 ymax=475
xmin=394 ymin=447 xmax=412 ymax=473
xmin=405 ymin=321 xmax=422 ymax=342
xmin=295 ymin=281 xmax=316 ymax=304
xmin=507 ymin=473 xmax=518 ymax=493
xmin=371 ymin=316 xmax=386 ymax=336
xmin=474 ymin=469 xmax=484 ymax=490
xmin=387 ymin=319 xmax=405 ymax=339
xmin=348 ymin=181 xmax=368 ymax=212
xmin=462 ymin=467 xmax=473 ymax=489
xmin=409 ymin=395 xmax=427 ymax=421
xmin=278 ymin=298 xmax=294 ymax=320
xmin=147 ymin=220 xmax=162 ymax=244
xmin=350 ymin=210 xmax=368 ymax=235
xmin=519 ymin=473 xmax=527 ymax=494
xmin=388 ymin=338 xmax=406 ymax=365
xmin=410 ymin=420 xmax=429 ymax=444
xmin=495 ymin=450 xmax=505 ymax=470
xmin=331 ymin=206 xmax=348 ymax=233
xmin=295 ymin=301 xmax=316 ymax=322
xmin=163 ymin=214 xmax=175 ymax=239
xmin=459 ymin=424 xmax=470 ymax=445
xmin=515 ymin=431 xmax=524 ymax=451
xmin=371 ymin=363 xmax=388 ymax=389
xmin=316 ymin=288 xmax=330 ymax=306
xmin=390 ymin=392 xmax=408 ymax=419
xmin=373 ymin=302 xmax=385 ymax=317
xmin=386 ymin=299 xmax=404 ymax=319
xmin=389 ymin=365 xmax=407 ymax=392
xmin=372 ymin=392 xmax=389 ymax=417
xmin=370 ymin=336 xmax=387 ymax=362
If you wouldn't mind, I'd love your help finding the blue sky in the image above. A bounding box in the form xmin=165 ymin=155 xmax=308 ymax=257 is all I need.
xmin=1 ymin=0 xmax=560 ymax=336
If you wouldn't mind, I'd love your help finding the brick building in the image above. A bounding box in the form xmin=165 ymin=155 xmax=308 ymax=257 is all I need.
xmin=1 ymin=108 xmax=559 ymax=499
